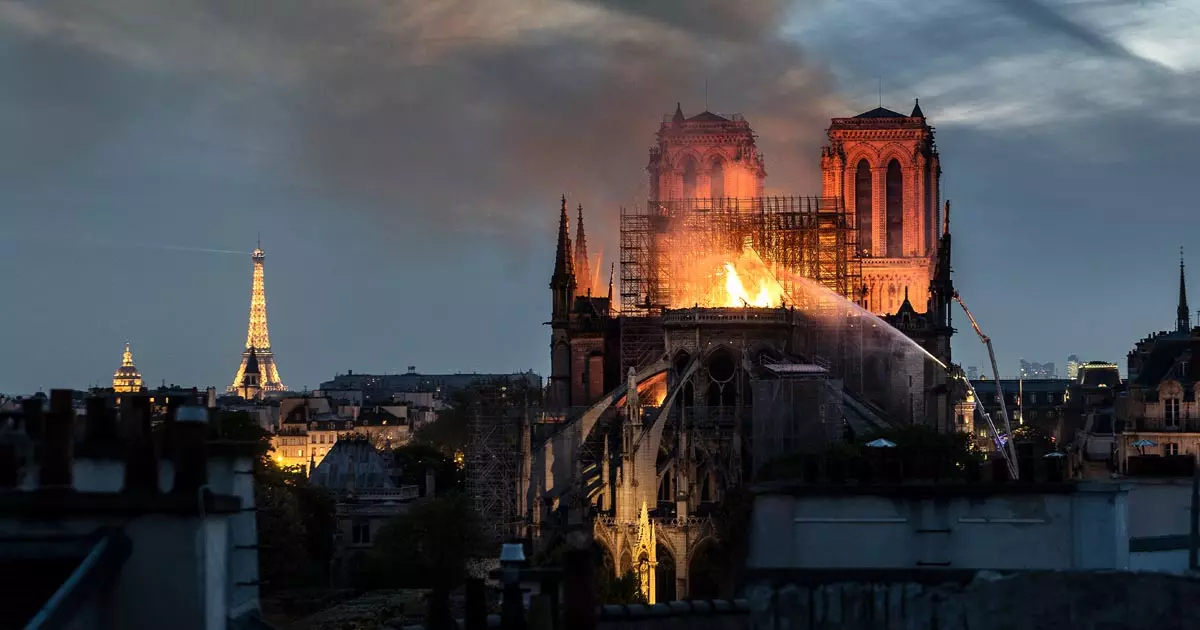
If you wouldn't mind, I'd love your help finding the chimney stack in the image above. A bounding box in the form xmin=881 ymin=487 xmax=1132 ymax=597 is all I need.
xmin=85 ymin=396 xmax=118 ymax=445
xmin=0 ymin=413 xmax=20 ymax=489
xmin=122 ymin=395 xmax=159 ymax=493
xmin=40 ymin=389 xmax=75 ymax=489
xmin=172 ymin=406 xmax=209 ymax=495
xmin=21 ymin=398 xmax=43 ymax=441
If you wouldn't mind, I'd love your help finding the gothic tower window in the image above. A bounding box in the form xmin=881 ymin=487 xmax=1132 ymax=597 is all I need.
xmin=886 ymin=159 xmax=904 ymax=257
xmin=682 ymin=157 xmax=699 ymax=199
xmin=924 ymin=165 xmax=934 ymax=253
xmin=710 ymin=157 xmax=725 ymax=199
xmin=854 ymin=159 xmax=873 ymax=256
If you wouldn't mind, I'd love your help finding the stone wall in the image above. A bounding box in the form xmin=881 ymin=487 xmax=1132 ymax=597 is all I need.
xmin=597 ymin=600 xmax=748 ymax=630
xmin=748 ymin=482 xmax=1131 ymax=571
xmin=744 ymin=569 xmax=1200 ymax=630
xmin=396 ymin=600 xmax=751 ymax=630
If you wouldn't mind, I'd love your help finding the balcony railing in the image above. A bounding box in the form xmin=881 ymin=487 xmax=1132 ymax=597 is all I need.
xmin=1126 ymin=417 xmax=1200 ymax=433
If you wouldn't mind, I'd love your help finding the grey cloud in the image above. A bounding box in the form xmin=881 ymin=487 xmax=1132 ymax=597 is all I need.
xmin=991 ymin=0 xmax=1150 ymax=62
xmin=0 ymin=0 xmax=837 ymax=247
xmin=576 ymin=0 xmax=794 ymax=41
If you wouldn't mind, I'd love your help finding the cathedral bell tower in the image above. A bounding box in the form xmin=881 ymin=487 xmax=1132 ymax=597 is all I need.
xmin=821 ymin=100 xmax=942 ymax=316
xmin=548 ymin=195 xmax=576 ymax=413
xmin=647 ymin=103 xmax=766 ymax=202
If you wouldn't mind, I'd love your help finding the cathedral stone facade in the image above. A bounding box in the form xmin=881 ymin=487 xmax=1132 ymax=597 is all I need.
xmin=821 ymin=101 xmax=941 ymax=316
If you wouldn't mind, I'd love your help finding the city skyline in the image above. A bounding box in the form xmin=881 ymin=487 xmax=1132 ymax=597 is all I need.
xmin=3 ymin=1 xmax=1198 ymax=393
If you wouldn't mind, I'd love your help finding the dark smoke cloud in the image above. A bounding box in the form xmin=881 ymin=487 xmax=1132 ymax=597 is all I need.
xmin=0 ymin=0 xmax=840 ymax=251
xmin=577 ymin=0 xmax=794 ymax=41
xmin=991 ymin=0 xmax=1152 ymax=63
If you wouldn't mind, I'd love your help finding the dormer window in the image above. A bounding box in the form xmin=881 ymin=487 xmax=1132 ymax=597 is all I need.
xmin=1166 ymin=397 xmax=1181 ymax=428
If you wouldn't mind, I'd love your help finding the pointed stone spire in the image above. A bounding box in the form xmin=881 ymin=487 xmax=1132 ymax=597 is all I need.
xmin=911 ymin=98 xmax=924 ymax=118
xmin=673 ymin=102 xmax=685 ymax=123
xmin=942 ymin=199 xmax=951 ymax=237
xmin=245 ymin=346 xmax=261 ymax=376
xmin=552 ymin=195 xmax=573 ymax=282
xmin=550 ymin=195 xmax=576 ymax=319
xmin=608 ymin=263 xmax=615 ymax=301
xmin=575 ymin=203 xmax=591 ymax=296
xmin=1178 ymin=246 xmax=1190 ymax=333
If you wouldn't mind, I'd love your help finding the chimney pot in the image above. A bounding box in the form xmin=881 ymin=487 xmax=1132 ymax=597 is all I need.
xmin=40 ymin=389 xmax=76 ymax=489
xmin=21 ymin=398 xmax=43 ymax=441
xmin=123 ymin=395 xmax=159 ymax=494
xmin=84 ymin=396 xmax=118 ymax=444
xmin=171 ymin=406 xmax=209 ymax=495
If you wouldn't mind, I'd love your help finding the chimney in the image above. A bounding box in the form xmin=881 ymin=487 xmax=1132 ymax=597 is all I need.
xmin=21 ymin=398 xmax=43 ymax=442
xmin=172 ymin=406 xmax=209 ymax=495
xmin=164 ymin=395 xmax=184 ymax=448
xmin=206 ymin=387 xmax=217 ymax=409
xmin=84 ymin=396 xmax=118 ymax=445
xmin=425 ymin=467 xmax=436 ymax=498
xmin=122 ymin=395 xmax=159 ymax=494
xmin=40 ymin=389 xmax=75 ymax=489
xmin=0 ymin=412 xmax=19 ymax=489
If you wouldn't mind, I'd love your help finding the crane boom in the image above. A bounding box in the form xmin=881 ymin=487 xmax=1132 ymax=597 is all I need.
xmin=953 ymin=291 xmax=1020 ymax=480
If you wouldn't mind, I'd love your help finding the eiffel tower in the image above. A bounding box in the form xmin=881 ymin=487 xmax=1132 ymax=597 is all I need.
xmin=229 ymin=240 xmax=286 ymax=396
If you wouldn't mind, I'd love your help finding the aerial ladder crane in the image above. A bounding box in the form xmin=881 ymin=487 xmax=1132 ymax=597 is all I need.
xmin=953 ymin=291 xmax=1020 ymax=480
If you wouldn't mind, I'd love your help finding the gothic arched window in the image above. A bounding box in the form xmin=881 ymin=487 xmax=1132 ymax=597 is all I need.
xmin=886 ymin=159 xmax=904 ymax=257
xmin=710 ymin=157 xmax=725 ymax=200
xmin=854 ymin=159 xmax=872 ymax=256
xmin=682 ymin=157 xmax=699 ymax=199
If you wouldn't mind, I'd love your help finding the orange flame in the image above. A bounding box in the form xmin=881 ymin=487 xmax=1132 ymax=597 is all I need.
xmin=670 ymin=238 xmax=788 ymax=308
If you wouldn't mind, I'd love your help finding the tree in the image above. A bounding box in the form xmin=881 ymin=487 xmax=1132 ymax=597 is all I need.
xmin=1012 ymin=423 xmax=1054 ymax=451
xmin=390 ymin=443 xmax=463 ymax=494
xmin=414 ymin=377 xmax=544 ymax=457
xmin=220 ymin=411 xmax=336 ymax=595
xmin=598 ymin=571 xmax=645 ymax=605
xmin=361 ymin=495 xmax=489 ymax=627
xmin=757 ymin=424 xmax=981 ymax=483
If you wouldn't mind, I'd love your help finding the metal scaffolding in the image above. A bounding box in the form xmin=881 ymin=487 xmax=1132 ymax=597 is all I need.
xmin=465 ymin=388 xmax=527 ymax=544
xmin=619 ymin=197 xmax=861 ymax=317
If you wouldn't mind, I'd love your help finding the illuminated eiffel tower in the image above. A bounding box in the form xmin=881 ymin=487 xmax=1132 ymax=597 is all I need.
xmin=229 ymin=240 xmax=286 ymax=396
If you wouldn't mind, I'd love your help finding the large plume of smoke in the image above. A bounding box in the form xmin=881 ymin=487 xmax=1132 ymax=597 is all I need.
xmin=0 ymin=0 xmax=841 ymax=253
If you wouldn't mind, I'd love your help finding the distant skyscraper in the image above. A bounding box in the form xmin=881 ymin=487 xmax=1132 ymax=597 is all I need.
xmin=967 ymin=366 xmax=979 ymax=380
xmin=1019 ymin=359 xmax=1057 ymax=380
xmin=229 ymin=242 xmax=286 ymax=395
xmin=1066 ymin=355 xmax=1081 ymax=380
xmin=112 ymin=342 xmax=144 ymax=393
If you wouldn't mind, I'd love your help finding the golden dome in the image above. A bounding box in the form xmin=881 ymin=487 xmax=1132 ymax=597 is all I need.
xmin=113 ymin=342 xmax=144 ymax=393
